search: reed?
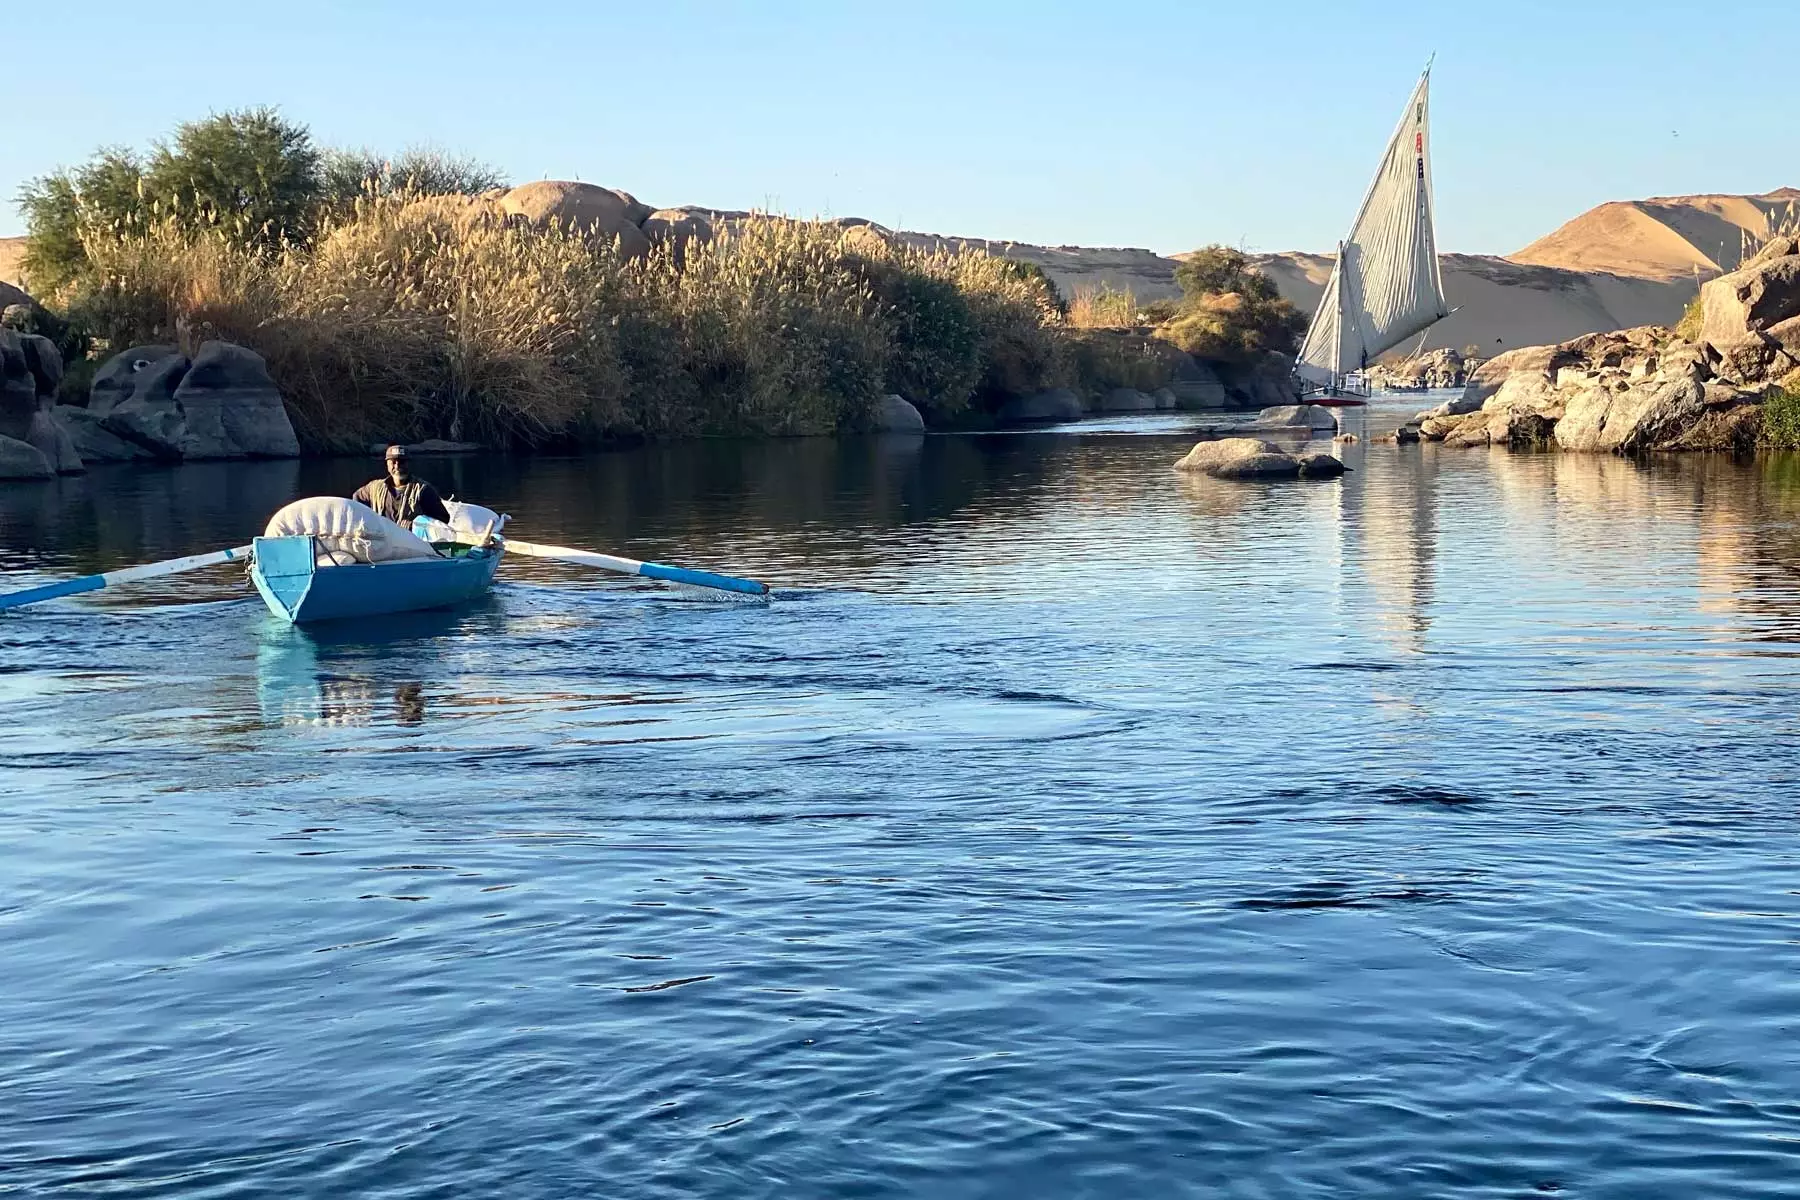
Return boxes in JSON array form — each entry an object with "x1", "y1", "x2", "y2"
[
  {"x1": 1066, "y1": 285, "x2": 1141, "y2": 329},
  {"x1": 66, "y1": 198, "x2": 1073, "y2": 448}
]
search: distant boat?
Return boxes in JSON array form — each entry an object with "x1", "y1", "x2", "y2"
[{"x1": 1296, "y1": 64, "x2": 1452, "y2": 407}]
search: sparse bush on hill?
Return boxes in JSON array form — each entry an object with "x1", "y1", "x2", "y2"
[{"x1": 1674, "y1": 293, "x2": 1705, "y2": 341}]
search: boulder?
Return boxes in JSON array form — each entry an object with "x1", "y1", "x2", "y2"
[
  {"x1": 17, "y1": 333, "x2": 61, "y2": 399},
  {"x1": 0, "y1": 433, "x2": 53, "y2": 480},
  {"x1": 997, "y1": 387, "x2": 1083, "y2": 425},
  {"x1": 54, "y1": 405, "x2": 153, "y2": 461},
  {"x1": 1218, "y1": 353, "x2": 1300, "y2": 410},
  {"x1": 1250, "y1": 404, "x2": 1338, "y2": 432},
  {"x1": 1459, "y1": 343, "x2": 1576, "y2": 407},
  {"x1": 1415, "y1": 392, "x2": 1485, "y2": 421},
  {"x1": 1654, "y1": 386, "x2": 1763, "y2": 453},
  {"x1": 1173, "y1": 437, "x2": 1302, "y2": 479},
  {"x1": 871, "y1": 393, "x2": 925, "y2": 433},
  {"x1": 608, "y1": 188, "x2": 653, "y2": 227},
  {"x1": 1296, "y1": 452, "x2": 1348, "y2": 477},
  {"x1": 173, "y1": 341, "x2": 300, "y2": 459},
  {"x1": 1745, "y1": 236, "x2": 1800, "y2": 270},
  {"x1": 1768, "y1": 316, "x2": 1800, "y2": 359},
  {"x1": 1418, "y1": 412, "x2": 1469, "y2": 441},
  {"x1": 1152, "y1": 386, "x2": 1179, "y2": 410},
  {"x1": 25, "y1": 410, "x2": 82, "y2": 473},
  {"x1": 103, "y1": 342, "x2": 299, "y2": 460},
  {"x1": 641, "y1": 208, "x2": 713, "y2": 260},
  {"x1": 89, "y1": 344, "x2": 180, "y2": 415},
  {"x1": 497, "y1": 181, "x2": 652, "y2": 258},
  {"x1": 1556, "y1": 375, "x2": 1706, "y2": 453},
  {"x1": 0, "y1": 329, "x2": 38, "y2": 441},
  {"x1": 1484, "y1": 406, "x2": 1558, "y2": 449},
  {"x1": 1709, "y1": 334, "x2": 1797, "y2": 387},
  {"x1": 1700, "y1": 254, "x2": 1800, "y2": 344}
]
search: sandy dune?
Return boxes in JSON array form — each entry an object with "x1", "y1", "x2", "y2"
[{"x1": 1513, "y1": 188, "x2": 1800, "y2": 280}]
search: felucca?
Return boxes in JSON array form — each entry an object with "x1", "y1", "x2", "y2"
[{"x1": 1296, "y1": 63, "x2": 1452, "y2": 406}]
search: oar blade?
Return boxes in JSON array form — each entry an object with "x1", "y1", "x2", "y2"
[
  {"x1": 504, "y1": 538, "x2": 769, "y2": 601},
  {"x1": 0, "y1": 544, "x2": 253, "y2": 613},
  {"x1": 638, "y1": 562, "x2": 768, "y2": 597},
  {"x1": 0, "y1": 575, "x2": 107, "y2": 612}
]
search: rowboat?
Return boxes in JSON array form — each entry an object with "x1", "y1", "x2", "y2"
[
  {"x1": 249, "y1": 533, "x2": 504, "y2": 624},
  {"x1": 0, "y1": 498, "x2": 768, "y2": 618}
]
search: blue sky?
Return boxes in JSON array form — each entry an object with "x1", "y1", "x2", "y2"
[{"x1": 6, "y1": 0, "x2": 1794, "y2": 255}]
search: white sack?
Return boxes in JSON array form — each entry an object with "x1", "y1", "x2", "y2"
[{"x1": 264, "y1": 497, "x2": 440, "y2": 564}]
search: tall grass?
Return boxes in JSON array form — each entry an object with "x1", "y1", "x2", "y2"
[
  {"x1": 67, "y1": 197, "x2": 1071, "y2": 448},
  {"x1": 1066, "y1": 285, "x2": 1140, "y2": 329}
]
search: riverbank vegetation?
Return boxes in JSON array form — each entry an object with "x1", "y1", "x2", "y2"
[{"x1": 18, "y1": 109, "x2": 1295, "y2": 450}]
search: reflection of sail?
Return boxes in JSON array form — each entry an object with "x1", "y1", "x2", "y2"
[{"x1": 1352, "y1": 445, "x2": 1440, "y2": 653}]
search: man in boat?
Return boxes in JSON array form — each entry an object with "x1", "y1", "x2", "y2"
[{"x1": 352, "y1": 445, "x2": 452, "y2": 527}]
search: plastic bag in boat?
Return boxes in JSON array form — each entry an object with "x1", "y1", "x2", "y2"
[
  {"x1": 263, "y1": 497, "x2": 440, "y2": 565},
  {"x1": 446, "y1": 500, "x2": 504, "y2": 538},
  {"x1": 415, "y1": 500, "x2": 506, "y2": 545}
]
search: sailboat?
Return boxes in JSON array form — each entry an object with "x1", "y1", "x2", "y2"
[{"x1": 1296, "y1": 63, "x2": 1451, "y2": 406}]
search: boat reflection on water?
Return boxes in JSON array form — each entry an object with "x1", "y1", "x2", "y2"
[{"x1": 252, "y1": 603, "x2": 493, "y2": 728}]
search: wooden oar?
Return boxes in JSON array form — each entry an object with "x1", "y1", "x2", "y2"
[
  {"x1": 503, "y1": 539, "x2": 770, "y2": 599},
  {"x1": 0, "y1": 545, "x2": 254, "y2": 612}
]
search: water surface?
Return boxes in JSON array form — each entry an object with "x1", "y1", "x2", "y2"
[{"x1": 4, "y1": 411, "x2": 1800, "y2": 1198}]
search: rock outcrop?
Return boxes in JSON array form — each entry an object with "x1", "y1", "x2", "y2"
[
  {"x1": 89, "y1": 344, "x2": 177, "y2": 415},
  {"x1": 997, "y1": 387, "x2": 1083, "y2": 425},
  {"x1": 0, "y1": 328, "x2": 82, "y2": 478},
  {"x1": 497, "y1": 181, "x2": 653, "y2": 258},
  {"x1": 871, "y1": 393, "x2": 926, "y2": 433},
  {"x1": 1246, "y1": 404, "x2": 1339, "y2": 432},
  {"x1": 1369, "y1": 347, "x2": 1471, "y2": 391},
  {"x1": 1173, "y1": 436, "x2": 1346, "y2": 480},
  {"x1": 1700, "y1": 238, "x2": 1800, "y2": 346},
  {"x1": 89, "y1": 341, "x2": 300, "y2": 461},
  {"x1": 0, "y1": 434, "x2": 53, "y2": 480},
  {"x1": 1411, "y1": 241, "x2": 1800, "y2": 454}
]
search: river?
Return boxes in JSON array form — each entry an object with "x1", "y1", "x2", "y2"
[{"x1": 4, "y1": 404, "x2": 1800, "y2": 1198}]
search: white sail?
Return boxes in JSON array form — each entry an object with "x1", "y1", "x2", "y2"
[{"x1": 1298, "y1": 68, "x2": 1449, "y2": 381}]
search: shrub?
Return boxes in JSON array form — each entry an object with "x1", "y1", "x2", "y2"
[
  {"x1": 1159, "y1": 244, "x2": 1306, "y2": 364},
  {"x1": 1762, "y1": 376, "x2": 1800, "y2": 450},
  {"x1": 64, "y1": 201, "x2": 1068, "y2": 447},
  {"x1": 320, "y1": 148, "x2": 509, "y2": 215},
  {"x1": 1068, "y1": 329, "x2": 1183, "y2": 394},
  {"x1": 1067, "y1": 284, "x2": 1140, "y2": 329},
  {"x1": 1674, "y1": 293, "x2": 1705, "y2": 341}
]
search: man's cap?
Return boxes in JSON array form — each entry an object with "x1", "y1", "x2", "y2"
[{"x1": 384, "y1": 444, "x2": 407, "y2": 460}]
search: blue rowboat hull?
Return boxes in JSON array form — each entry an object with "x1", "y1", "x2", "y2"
[{"x1": 250, "y1": 536, "x2": 504, "y2": 624}]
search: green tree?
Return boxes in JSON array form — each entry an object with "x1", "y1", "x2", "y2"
[
  {"x1": 1160, "y1": 243, "x2": 1305, "y2": 363},
  {"x1": 1173, "y1": 244, "x2": 1279, "y2": 303},
  {"x1": 140, "y1": 107, "x2": 322, "y2": 245},
  {"x1": 320, "y1": 147, "x2": 508, "y2": 212},
  {"x1": 17, "y1": 148, "x2": 147, "y2": 295}
]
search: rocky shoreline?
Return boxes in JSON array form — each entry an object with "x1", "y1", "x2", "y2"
[
  {"x1": 0, "y1": 322, "x2": 1304, "y2": 480},
  {"x1": 1388, "y1": 236, "x2": 1800, "y2": 455}
]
